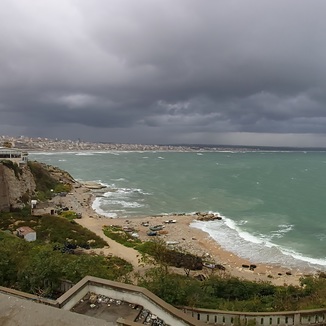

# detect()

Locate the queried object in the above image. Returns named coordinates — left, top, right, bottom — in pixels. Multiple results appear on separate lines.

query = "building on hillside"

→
left=0, top=148, right=28, bottom=165
left=16, top=226, right=36, bottom=242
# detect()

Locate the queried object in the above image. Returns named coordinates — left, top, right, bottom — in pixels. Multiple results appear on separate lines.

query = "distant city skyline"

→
left=1, top=1, right=326, bottom=147
left=2, top=134, right=326, bottom=151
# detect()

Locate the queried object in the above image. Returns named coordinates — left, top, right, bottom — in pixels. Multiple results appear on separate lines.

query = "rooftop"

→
left=0, top=292, right=109, bottom=326
left=17, top=226, right=35, bottom=236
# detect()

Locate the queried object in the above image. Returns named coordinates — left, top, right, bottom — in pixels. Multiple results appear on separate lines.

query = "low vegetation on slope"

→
left=0, top=210, right=132, bottom=297
left=28, top=161, right=72, bottom=200
left=0, top=231, right=132, bottom=297
left=0, top=210, right=106, bottom=248
left=103, top=225, right=326, bottom=312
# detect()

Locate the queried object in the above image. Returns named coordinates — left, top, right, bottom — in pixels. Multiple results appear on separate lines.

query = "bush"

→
left=1, top=160, right=22, bottom=179
left=103, top=226, right=141, bottom=248
left=60, top=210, right=78, bottom=221
left=28, top=161, right=60, bottom=200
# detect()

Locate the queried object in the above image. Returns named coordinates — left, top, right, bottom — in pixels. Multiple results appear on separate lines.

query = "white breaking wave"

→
left=103, top=187, right=151, bottom=197
left=191, top=216, right=326, bottom=270
left=75, top=152, right=94, bottom=156
left=268, top=224, right=294, bottom=240
left=107, top=200, right=144, bottom=208
left=91, top=198, right=117, bottom=218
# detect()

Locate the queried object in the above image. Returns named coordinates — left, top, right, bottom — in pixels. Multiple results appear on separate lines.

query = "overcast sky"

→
left=1, top=0, right=326, bottom=147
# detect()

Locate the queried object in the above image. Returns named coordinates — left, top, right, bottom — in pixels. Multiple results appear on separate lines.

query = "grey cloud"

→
left=1, top=0, right=326, bottom=146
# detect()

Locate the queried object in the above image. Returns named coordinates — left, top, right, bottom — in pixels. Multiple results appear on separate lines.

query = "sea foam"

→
left=191, top=216, right=326, bottom=270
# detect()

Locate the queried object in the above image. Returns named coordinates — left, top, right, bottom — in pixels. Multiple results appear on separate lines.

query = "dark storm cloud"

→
left=1, top=0, right=326, bottom=146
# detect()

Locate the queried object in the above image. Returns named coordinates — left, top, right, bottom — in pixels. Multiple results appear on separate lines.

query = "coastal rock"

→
left=195, top=212, right=222, bottom=221
left=82, top=181, right=107, bottom=190
left=0, top=163, right=36, bottom=212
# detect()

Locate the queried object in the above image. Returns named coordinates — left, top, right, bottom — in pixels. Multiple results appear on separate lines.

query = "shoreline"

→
left=56, top=182, right=315, bottom=287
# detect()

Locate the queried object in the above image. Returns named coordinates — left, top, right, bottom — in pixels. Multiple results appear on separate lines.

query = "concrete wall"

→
left=182, top=306, right=326, bottom=325
left=57, top=276, right=326, bottom=326
left=57, top=276, right=205, bottom=326
left=3, top=276, right=326, bottom=326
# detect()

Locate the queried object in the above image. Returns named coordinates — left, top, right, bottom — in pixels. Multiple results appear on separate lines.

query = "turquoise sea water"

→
left=30, top=150, right=326, bottom=271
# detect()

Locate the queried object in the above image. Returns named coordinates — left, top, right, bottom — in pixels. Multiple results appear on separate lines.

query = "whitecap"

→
left=268, top=224, right=294, bottom=240
left=75, top=152, right=94, bottom=156
left=107, top=200, right=144, bottom=208
left=103, top=187, right=151, bottom=197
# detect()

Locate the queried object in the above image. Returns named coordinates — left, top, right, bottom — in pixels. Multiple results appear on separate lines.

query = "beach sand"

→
left=56, top=182, right=311, bottom=287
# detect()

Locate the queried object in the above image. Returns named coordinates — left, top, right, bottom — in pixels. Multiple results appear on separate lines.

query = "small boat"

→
left=123, top=226, right=134, bottom=232
left=166, top=241, right=179, bottom=245
left=149, top=225, right=164, bottom=231
left=164, top=219, right=177, bottom=224
left=147, top=231, right=157, bottom=236
left=203, top=262, right=216, bottom=269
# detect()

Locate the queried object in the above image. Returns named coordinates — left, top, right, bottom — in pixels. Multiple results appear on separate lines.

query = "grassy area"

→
left=60, top=210, right=81, bottom=221
left=0, top=210, right=132, bottom=298
left=28, top=161, right=72, bottom=200
left=0, top=232, right=132, bottom=297
left=103, top=225, right=142, bottom=248
left=0, top=211, right=107, bottom=248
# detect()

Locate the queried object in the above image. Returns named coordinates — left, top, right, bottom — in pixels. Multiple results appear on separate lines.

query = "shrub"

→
left=103, top=226, right=141, bottom=248
left=1, top=160, right=21, bottom=179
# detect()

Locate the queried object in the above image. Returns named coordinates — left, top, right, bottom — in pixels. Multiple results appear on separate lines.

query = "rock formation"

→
left=195, top=212, right=222, bottom=221
left=0, top=162, right=36, bottom=212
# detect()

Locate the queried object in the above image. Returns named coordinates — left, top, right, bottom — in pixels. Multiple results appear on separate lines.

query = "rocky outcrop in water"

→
left=195, top=212, right=222, bottom=221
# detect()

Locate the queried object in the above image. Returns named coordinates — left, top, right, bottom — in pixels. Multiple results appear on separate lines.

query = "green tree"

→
left=0, top=237, right=29, bottom=286
left=18, top=245, right=64, bottom=296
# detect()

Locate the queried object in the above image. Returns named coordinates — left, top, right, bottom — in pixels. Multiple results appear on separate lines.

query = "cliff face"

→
left=0, top=163, right=36, bottom=212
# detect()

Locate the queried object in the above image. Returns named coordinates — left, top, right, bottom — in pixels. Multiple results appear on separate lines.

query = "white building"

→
left=0, top=148, right=28, bottom=165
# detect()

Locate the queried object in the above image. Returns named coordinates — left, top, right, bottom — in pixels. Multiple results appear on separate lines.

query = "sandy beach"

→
left=53, top=182, right=312, bottom=287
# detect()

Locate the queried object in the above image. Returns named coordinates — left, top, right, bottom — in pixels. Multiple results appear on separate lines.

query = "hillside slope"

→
left=0, top=162, right=36, bottom=212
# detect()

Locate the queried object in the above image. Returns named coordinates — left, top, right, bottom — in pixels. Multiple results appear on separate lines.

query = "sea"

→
left=30, top=150, right=326, bottom=272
